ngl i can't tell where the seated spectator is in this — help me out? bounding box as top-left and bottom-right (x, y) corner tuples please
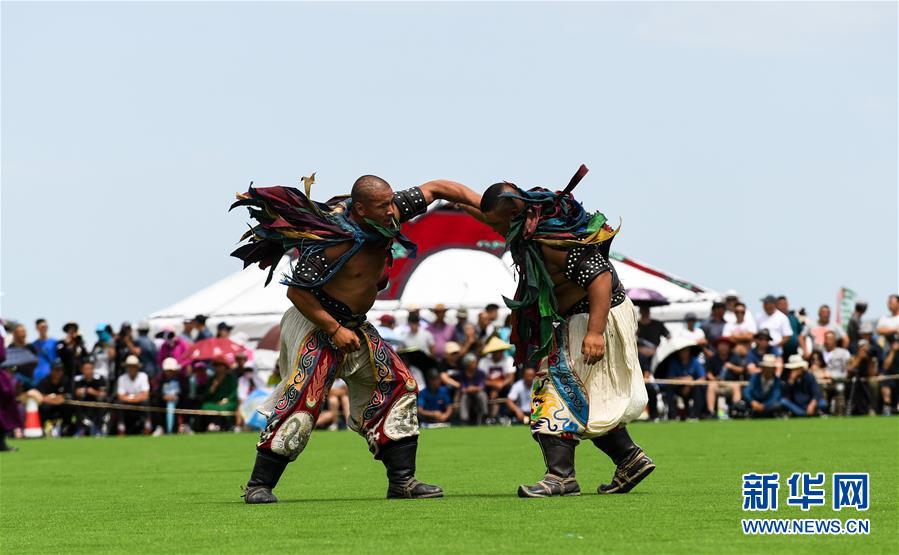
(699, 302), (727, 348)
(704, 337), (744, 416)
(216, 322), (233, 339)
(72, 360), (108, 436)
(777, 296), (803, 358)
(780, 355), (825, 416)
(437, 341), (463, 389)
(417, 371), (453, 425)
(803, 305), (847, 352)
(505, 366), (536, 424)
(90, 324), (116, 381)
(194, 314), (213, 341)
(8, 324), (38, 390)
(639, 305), (671, 419)
(479, 337), (515, 421)
(756, 295), (793, 356)
(846, 340), (879, 415)
(662, 346), (706, 420)
(201, 356), (238, 432)
(114, 355), (150, 435)
(317, 378), (351, 430)
(56, 322), (88, 381)
(722, 302), (757, 345)
(846, 301), (868, 353)
(746, 330), (781, 375)
(427, 304), (457, 361)
(235, 352), (265, 429)
(742, 355), (782, 418)
(456, 353), (488, 425)
(151, 357), (188, 435)
(36, 360), (74, 436)
(452, 308), (469, 344)
(857, 322), (884, 367)
(882, 337), (899, 416)
(723, 290), (757, 328)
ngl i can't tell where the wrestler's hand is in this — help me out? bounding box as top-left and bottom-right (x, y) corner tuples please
(332, 326), (361, 353)
(582, 331), (605, 365)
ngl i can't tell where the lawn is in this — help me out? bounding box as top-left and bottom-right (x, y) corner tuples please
(1, 417), (897, 554)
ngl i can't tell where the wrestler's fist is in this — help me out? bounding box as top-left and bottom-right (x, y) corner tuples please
(582, 332), (605, 365)
(332, 326), (361, 353)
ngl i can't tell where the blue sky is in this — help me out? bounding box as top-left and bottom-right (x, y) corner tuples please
(2, 1), (896, 338)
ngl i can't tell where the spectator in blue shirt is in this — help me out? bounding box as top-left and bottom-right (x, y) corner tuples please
(746, 329), (780, 376)
(418, 371), (453, 425)
(780, 355), (825, 416)
(743, 355), (782, 417)
(662, 346), (706, 420)
(31, 318), (58, 384)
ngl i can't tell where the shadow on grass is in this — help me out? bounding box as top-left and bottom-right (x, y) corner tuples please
(208, 490), (653, 504)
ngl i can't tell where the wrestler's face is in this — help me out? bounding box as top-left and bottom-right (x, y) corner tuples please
(356, 187), (397, 228)
(483, 198), (523, 236)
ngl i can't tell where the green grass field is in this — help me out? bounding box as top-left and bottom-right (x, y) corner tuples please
(1, 417), (897, 554)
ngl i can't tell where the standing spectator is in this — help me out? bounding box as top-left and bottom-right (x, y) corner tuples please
(803, 305), (847, 352)
(194, 315), (213, 341)
(722, 302), (757, 345)
(881, 338), (899, 416)
(114, 355), (150, 435)
(417, 371), (453, 425)
(216, 322), (233, 339)
(847, 300), (868, 353)
(456, 353), (488, 425)
(478, 337), (515, 421)
(113, 322), (140, 380)
(857, 323), (884, 367)
(822, 330), (851, 415)
(201, 356), (238, 432)
(742, 355), (782, 418)
(846, 340), (879, 415)
(437, 341), (463, 389)
(475, 311), (495, 343)
(675, 313), (707, 346)
(8, 324), (38, 389)
(157, 328), (190, 367)
(700, 302), (727, 348)
(723, 291), (757, 326)
(662, 346), (706, 420)
(0, 357), (23, 451)
(780, 355), (825, 417)
(505, 366), (536, 424)
(180, 319), (195, 344)
(56, 323), (88, 380)
(31, 318), (57, 384)
(427, 304), (457, 361)
(400, 313), (435, 356)
(90, 324), (116, 382)
(638, 306), (671, 367)
(135, 322), (159, 378)
(756, 295), (793, 355)
(875, 294), (899, 343)
(452, 308), (469, 343)
(72, 360), (108, 436)
(776, 295), (803, 358)
(36, 361), (73, 436)
(376, 314), (397, 339)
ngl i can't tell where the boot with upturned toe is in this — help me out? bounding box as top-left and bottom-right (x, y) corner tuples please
(243, 451), (288, 504)
(517, 434), (580, 498)
(381, 437), (443, 499)
(592, 427), (655, 494)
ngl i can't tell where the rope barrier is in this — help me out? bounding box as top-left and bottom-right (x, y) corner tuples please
(651, 375), (896, 386)
(60, 399), (237, 416)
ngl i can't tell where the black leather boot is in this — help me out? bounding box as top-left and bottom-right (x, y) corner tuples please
(243, 451), (288, 504)
(517, 434), (580, 498)
(592, 427), (655, 494)
(381, 437), (443, 499)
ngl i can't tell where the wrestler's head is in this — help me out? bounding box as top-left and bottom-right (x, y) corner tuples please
(351, 174), (397, 228)
(479, 182), (524, 236)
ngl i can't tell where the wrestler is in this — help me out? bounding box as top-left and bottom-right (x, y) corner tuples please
(232, 174), (481, 503)
(468, 165), (655, 497)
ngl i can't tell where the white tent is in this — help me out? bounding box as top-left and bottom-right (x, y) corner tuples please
(148, 248), (719, 342)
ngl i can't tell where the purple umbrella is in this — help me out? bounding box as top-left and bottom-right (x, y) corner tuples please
(626, 288), (669, 307)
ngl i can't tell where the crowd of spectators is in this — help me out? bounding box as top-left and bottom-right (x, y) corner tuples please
(640, 292), (899, 420)
(1, 292), (897, 449)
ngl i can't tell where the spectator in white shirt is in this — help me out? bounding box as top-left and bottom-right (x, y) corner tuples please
(803, 305), (848, 351)
(876, 294), (899, 343)
(723, 290), (757, 329)
(722, 302), (757, 344)
(756, 295), (793, 354)
(400, 314), (435, 356)
(114, 354), (150, 435)
(505, 366), (536, 424)
(479, 336), (515, 420)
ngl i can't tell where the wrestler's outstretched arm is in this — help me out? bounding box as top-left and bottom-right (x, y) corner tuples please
(418, 179), (482, 208)
(583, 272), (612, 365)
